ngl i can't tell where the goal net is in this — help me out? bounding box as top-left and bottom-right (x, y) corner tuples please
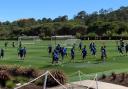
(18, 36), (41, 45)
(51, 35), (81, 47)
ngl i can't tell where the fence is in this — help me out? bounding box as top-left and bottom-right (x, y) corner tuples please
(14, 70), (99, 89)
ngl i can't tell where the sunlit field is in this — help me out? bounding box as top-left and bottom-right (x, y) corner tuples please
(0, 40), (128, 81)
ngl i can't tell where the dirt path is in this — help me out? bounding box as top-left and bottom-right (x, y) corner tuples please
(72, 80), (128, 89)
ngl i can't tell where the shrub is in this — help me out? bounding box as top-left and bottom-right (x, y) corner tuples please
(111, 72), (116, 81)
(87, 32), (97, 37)
(120, 73), (125, 82)
(6, 80), (15, 89)
(35, 79), (43, 86)
(7, 67), (21, 76)
(0, 66), (8, 71)
(76, 32), (81, 38)
(0, 70), (10, 86)
(22, 68), (37, 78)
(8, 67), (37, 78)
(13, 76), (28, 84)
(45, 70), (67, 87)
(100, 74), (106, 80)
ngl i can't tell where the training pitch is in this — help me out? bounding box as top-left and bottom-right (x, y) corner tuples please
(0, 40), (128, 81)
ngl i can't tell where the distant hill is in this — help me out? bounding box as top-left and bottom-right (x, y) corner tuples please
(0, 6), (128, 39)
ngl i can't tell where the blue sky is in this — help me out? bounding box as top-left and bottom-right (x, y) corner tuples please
(0, 0), (127, 21)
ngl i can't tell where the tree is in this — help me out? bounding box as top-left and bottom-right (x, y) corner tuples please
(2, 21), (10, 25)
(74, 11), (88, 21)
(72, 25), (87, 35)
(53, 15), (68, 22)
(0, 6), (128, 39)
(56, 24), (72, 35)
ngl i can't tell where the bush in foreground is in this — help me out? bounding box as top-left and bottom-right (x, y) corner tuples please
(36, 70), (67, 87)
(6, 80), (15, 89)
(46, 70), (67, 87)
(0, 70), (10, 87)
(8, 67), (37, 78)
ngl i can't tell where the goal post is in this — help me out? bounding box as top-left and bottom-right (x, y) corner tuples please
(51, 35), (81, 48)
(18, 36), (41, 45)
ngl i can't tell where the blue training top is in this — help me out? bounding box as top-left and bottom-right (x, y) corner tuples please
(101, 48), (106, 57)
(63, 48), (67, 54)
(82, 48), (87, 55)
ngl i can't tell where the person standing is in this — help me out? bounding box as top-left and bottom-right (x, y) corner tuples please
(70, 47), (75, 63)
(79, 41), (82, 50)
(4, 41), (8, 48)
(19, 41), (22, 48)
(125, 43), (128, 56)
(63, 47), (67, 56)
(48, 45), (52, 57)
(82, 45), (87, 61)
(60, 47), (64, 61)
(118, 45), (124, 56)
(23, 47), (27, 58)
(12, 42), (15, 48)
(101, 46), (107, 63)
(52, 49), (59, 64)
(0, 48), (4, 59)
(19, 47), (24, 60)
(89, 42), (93, 54)
(120, 39), (125, 52)
(92, 46), (96, 56)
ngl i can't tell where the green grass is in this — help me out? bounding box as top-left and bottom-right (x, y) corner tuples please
(0, 40), (128, 81)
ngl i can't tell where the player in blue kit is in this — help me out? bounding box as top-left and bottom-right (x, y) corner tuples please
(70, 46), (75, 63)
(52, 49), (59, 64)
(48, 45), (52, 57)
(23, 47), (27, 58)
(82, 45), (87, 61)
(19, 47), (24, 60)
(0, 48), (4, 59)
(89, 42), (96, 56)
(101, 46), (107, 63)
(79, 41), (82, 50)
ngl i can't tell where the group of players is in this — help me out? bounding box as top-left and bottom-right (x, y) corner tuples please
(117, 39), (128, 55)
(2, 39), (128, 63)
(48, 44), (67, 64)
(3, 41), (27, 60)
(48, 41), (107, 64)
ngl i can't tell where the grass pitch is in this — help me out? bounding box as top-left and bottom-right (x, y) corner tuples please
(0, 40), (128, 81)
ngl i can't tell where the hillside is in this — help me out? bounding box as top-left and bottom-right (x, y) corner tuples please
(0, 6), (128, 39)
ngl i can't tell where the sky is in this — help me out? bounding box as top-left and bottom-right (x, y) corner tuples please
(0, 0), (127, 22)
